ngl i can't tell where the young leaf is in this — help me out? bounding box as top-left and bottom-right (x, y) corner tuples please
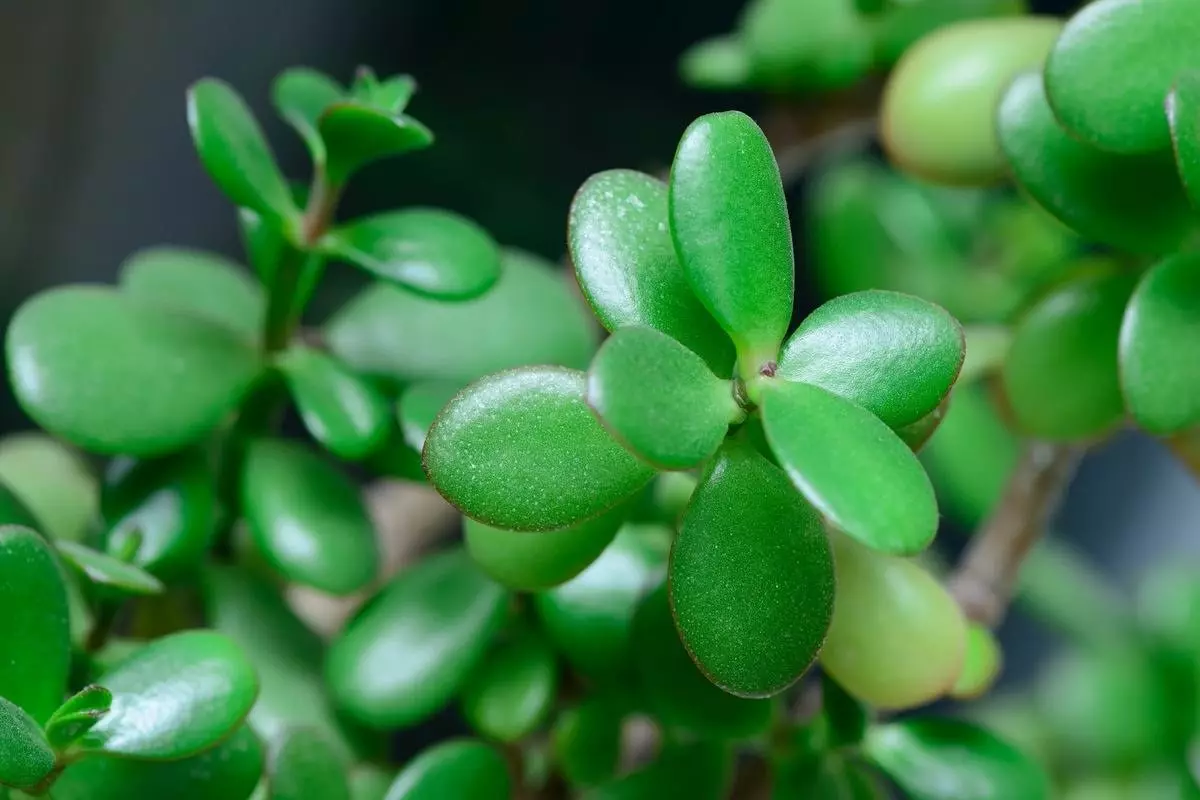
(423, 367), (654, 532)
(670, 439), (834, 697)
(320, 104), (434, 186)
(553, 697), (622, 788)
(951, 623), (1003, 700)
(586, 741), (734, 800)
(383, 740), (510, 800)
(760, 380), (938, 555)
(44, 685), (113, 752)
(0, 434), (96, 543)
(7, 286), (262, 457)
(397, 382), (461, 452)
(358, 73), (417, 113)
(326, 549), (509, 729)
(273, 67), (345, 165)
(186, 78), (298, 225)
(0, 696), (54, 790)
(669, 111), (793, 368)
(241, 439), (379, 595)
(55, 540), (164, 596)
(568, 169), (735, 376)
(587, 326), (737, 469)
(1168, 71), (1200, 210)
(776, 290), (964, 429)
(461, 631), (557, 742)
(76, 630), (258, 760)
(321, 208), (501, 300)
(278, 347), (392, 460)
(267, 727), (351, 800)
(864, 717), (1049, 799)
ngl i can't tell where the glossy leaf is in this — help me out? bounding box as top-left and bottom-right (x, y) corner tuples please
(568, 169), (734, 376)
(383, 740), (511, 800)
(586, 741), (733, 800)
(319, 104), (434, 186)
(268, 727), (351, 800)
(553, 697), (623, 788)
(865, 717), (1049, 799)
(273, 67), (344, 164)
(671, 440), (833, 697)
(1002, 267), (1134, 440)
(423, 367), (654, 531)
(0, 433), (95, 541)
(278, 347), (391, 460)
(56, 540), (164, 596)
(761, 380), (938, 554)
(0, 697), (54, 790)
(242, 439), (378, 595)
(44, 685), (112, 752)
(462, 632), (557, 742)
(776, 290), (964, 429)
(7, 286), (262, 456)
(397, 381), (461, 453)
(679, 36), (753, 90)
(1168, 71), (1200, 209)
(322, 208), (501, 300)
(669, 111), (793, 368)
(77, 630), (258, 760)
(997, 72), (1194, 254)
(951, 623), (1003, 699)
(327, 549), (508, 729)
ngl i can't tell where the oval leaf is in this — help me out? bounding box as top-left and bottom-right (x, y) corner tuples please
(0, 434), (96, 543)
(397, 381), (461, 453)
(761, 380), (938, 554)
(56, 540), (164, 596)
(268, 727), (351, 800)
(872, 0), (1028, 67)
(423, 367), (654, 532)
(383, 740), (510, 800)
(1168, 71), (1200, 210)
(553, 697), (622, 789)
(44, 685), (113, 752)
(320, 104), (434, 186)
(7, 286), (262, 456)
(278, 347), (392, 460)
(679, 36), (753, 91)
(461, 632), (557, 742)
(738, 0), (873, 91)
(0, 697), (54, 790)
(951, 623), (1003, 700)
(273, 67), (345, 164)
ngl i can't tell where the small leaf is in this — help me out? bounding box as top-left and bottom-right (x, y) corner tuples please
(1168, 71), (1200, 210)
(187, 78), (298, 225)
(241, 439), (379, 595)
(319, 104), (434, 186)
(461, 631), (557, 742)
(679, 36), (753, 90)
(268, 727), (351, 800)
(671, 439), (834, 697)
(326, 549), (509, 729)
(56, 540), (164, 596)
(776, 290), (964, 429)
(360, 73), (417, 113)
(669, 111), (793, 368)
(586, 741), (734, 800)
(761, 380), (938, 554)
(864, 717), (1049, 799)
(0, 697), (54, 789)
(278, 347), (392, 460)
(423, 367), (654, 532)
(553, 697), (622, 788)
(77, 630), (259, 760)
(44, 685), (112, 752)
(7, 286), (262, 456)
(273, 67), (345, 165)
(397, 382), (461, 453)
(568, 169), (734, 376)
(322, 208), (501, 300)
(384, 740), (510, 800)
(951, 623), (1003, 700)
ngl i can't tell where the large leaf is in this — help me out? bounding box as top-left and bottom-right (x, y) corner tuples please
(273, 67), (345, 165)
(383, 740), (510, 800)
(0, 697), (54, 790)
(277, 347), (392, 460)
(461, 631), (557, 742)
(267, 727), (351, 800)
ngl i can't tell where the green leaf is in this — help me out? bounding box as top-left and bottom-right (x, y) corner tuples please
(355, 73), (417, 113)
(738, 0), (873, 91)
(56, 540), (164, 596)
(267, 727), (351, 800)
(241, 439), (378, 595)
(327, 549), (508, 729)
(760, 380), (938, 554)
(776, 290), (964, 429)
(383, 741), (510, 800)
(585, 741), (734, 800)
(118, 246), (265, 343)
(587, 326), (737, 469)
(820, 533), (967, 710)
(0, 697), (54, 790)
(669, 111), (793, 368)
(771, 754), (886, 799)
(44, 685), (112, 752)
(881, 18), (1061, 185)
(0, 480), (37, 531)
(553, 697), (622, 788)
(568, 169), (734, 376)
(822, 673), (869, 748)
(187, 78), (298, 226)
(273, 67), (345, 165)
(534, 523), (671, 680)
(461, 631), (557, 742)
(278, 347), (392, 460)
(423, 367), (654, 532)
(319, 104), (434, 186)
(670, 439), (833, 697)
(864, 717), (1049, 799)
(1119, 252), (1200, 434)
(871, 0), (1027, 67)
(7, 286), (262, 457)
(326, 248), (596, 385)
(397, 382), (461, 453)
(1168, 71), (1200, 210)
(951, 623), (1003, 700)
(322, 209), (501, 300)
(679, 36), (753, 91)
(0, 434), (96, 542)
(53, 723), (264, 800)
(997, 72), (1194, 253)
(350, 765), (396, 800)
(0, 526), (70, 723)
(633, 582), (774, 738)
(77, 630), (258, 760)
(1002, 266), (1134, 440)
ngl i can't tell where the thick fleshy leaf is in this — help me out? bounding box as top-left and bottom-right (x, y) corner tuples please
(327, 549), (508, 729)
(1002, 267), (1134, 440)
(669, 111), (793, 368)
(0, 480), (37, 531)
(865, 717), (1049, 799)
(350, 765), (396, 800)
(0, 697), (54, 789)
(327, 248), (596, 385)
(776, 290), (964, 429)
(423, 367), (654, 532)
(633, 582), (773, 738)
(7, 286), (262, 456)
(820, 533), (966, 710)
(738, 0), (873, 91)
(118, 247), (265, 342)
(56, 540), (164, 596)
(586, 741), (734, 800)
(822, 673), (869, 748)
(761, 380), (938, 554)
(397, 382), (460, 452)
(1119, 252), (1200, 434)
(679, 36), (753, 91)
(278, 347), (391, 460)
(77, 630), (258, 760)
(322, 209), (501, 300)
(273, 67), (344, 164)
(772, 753), (887, 800)
(872, 0), (1027, 67)
(881, 17), (1061, 185)
(461, 632), (557, 742)
(1169, 71), (1200, 210)
(997, 72), (1194, 254)
(384, 740), (510, 800)
(0, 434), (97, 543)
(0, 526), (69, 723)
(951, 623), (1003, 699)
(553, 697), (623, 788)
(44, 685), (112, 752)
(568, 169), (734, 376)
(671, 440), (834, 697)
(587, 326), (737, 469)
(267, 727), (351, 800)
(319, 104), (434, 186)
(187, 78), (297, 225)
(242, 439), (378, 595)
